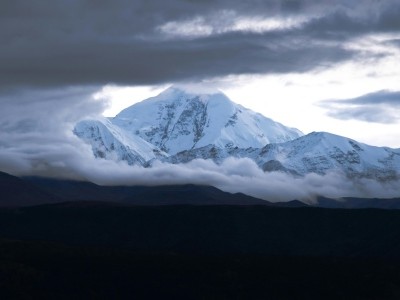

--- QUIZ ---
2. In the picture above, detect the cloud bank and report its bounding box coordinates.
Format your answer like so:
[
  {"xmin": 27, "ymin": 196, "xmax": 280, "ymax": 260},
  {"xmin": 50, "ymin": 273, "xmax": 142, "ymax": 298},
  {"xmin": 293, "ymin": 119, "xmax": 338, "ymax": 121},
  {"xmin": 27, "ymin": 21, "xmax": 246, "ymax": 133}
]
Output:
[{"xmin": 1, "ymin": 0, "xmax": 399, "ymax": 88}]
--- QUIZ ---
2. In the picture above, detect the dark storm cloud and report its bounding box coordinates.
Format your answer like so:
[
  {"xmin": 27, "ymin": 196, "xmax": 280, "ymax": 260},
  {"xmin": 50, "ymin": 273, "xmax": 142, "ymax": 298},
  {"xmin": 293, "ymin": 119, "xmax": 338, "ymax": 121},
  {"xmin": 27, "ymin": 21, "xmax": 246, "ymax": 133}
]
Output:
[
  {"xmin": 321, "ymin": 90, "xmax": 400, "ymax": 124},
  {"xmin": 1, "ymin": 0, "xmax": 399, "ymax": 88},
  {"xmin": 0, "ymin": 31, "xmax": 355, "ymax": 87},
  {"xmin": 303, "ymin": 3, "xmax": 400, "ymax": 39}
]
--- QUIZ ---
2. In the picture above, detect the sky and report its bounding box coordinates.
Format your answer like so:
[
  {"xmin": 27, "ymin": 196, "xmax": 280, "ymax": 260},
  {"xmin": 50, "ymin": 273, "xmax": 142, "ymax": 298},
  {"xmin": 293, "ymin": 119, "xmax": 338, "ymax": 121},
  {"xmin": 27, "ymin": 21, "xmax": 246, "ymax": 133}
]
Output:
[
  {"xmin": 84, "ymin": 0, "xmax": 400, "ymax": 147},
  {"xmin": 0, "ymin": 0, "xmax": 400, "ymax": 200}
]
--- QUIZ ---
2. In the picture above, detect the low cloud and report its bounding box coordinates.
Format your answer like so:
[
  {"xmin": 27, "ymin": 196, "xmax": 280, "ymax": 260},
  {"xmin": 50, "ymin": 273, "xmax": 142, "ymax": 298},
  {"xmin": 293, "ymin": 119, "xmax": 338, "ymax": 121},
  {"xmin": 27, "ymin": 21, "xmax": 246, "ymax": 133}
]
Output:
[
  {"xmin": 4, "ymin": 151, "xmax": 400, "ymax": 203},
  {"xmin": 0, "ymin": 86, "xmax": 107, "ymax": 177}
]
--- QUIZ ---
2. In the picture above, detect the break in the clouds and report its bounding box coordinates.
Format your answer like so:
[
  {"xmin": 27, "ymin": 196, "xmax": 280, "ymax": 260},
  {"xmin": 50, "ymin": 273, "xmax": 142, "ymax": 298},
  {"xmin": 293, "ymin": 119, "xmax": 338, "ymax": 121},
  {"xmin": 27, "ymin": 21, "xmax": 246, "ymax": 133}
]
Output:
[
  {"xmin": 321, "ymin": 90, "xmax": 400, "ymax": 123},
  {"xmin": 1, "ymin": 0, "xmax": 400, "ymax": 88}
]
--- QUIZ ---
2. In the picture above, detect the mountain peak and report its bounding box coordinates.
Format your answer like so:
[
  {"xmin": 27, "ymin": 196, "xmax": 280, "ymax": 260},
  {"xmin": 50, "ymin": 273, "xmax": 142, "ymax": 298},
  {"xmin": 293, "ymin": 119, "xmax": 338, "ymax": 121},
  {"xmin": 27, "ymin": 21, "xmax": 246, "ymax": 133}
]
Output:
[
  {"xmin": 74, "ymin": 86, "xmax": 400, "ymax": 182},
  {"xmin": 149, "ymin": 85, "xmax": 230, "ymax": 107},
  {"xmin": 112, "ymin": 86, "xmax": 303, "ymax": 154},
  {"xmin": 166, "ymin": 84, "xmax": 223, "ymax": 96}
]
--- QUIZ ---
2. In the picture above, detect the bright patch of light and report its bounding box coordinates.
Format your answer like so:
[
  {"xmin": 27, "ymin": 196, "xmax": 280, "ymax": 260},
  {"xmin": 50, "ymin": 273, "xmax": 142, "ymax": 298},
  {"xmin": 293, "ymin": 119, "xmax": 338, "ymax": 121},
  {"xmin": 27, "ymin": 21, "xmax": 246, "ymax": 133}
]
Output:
[
  {"xmin": 158, "ymin": 12, "xmax": 307, "ymax": 38},
  {"xmin": 232, "ymin": 16, "xmax": 307, "ymax": 33},
  {"xmin": 158, "ymin": 17, "xmax": 213, "ymax": 38},
  {"xmin": 100, "ymin": 85, "xmax": 169, "ymax": 117}
]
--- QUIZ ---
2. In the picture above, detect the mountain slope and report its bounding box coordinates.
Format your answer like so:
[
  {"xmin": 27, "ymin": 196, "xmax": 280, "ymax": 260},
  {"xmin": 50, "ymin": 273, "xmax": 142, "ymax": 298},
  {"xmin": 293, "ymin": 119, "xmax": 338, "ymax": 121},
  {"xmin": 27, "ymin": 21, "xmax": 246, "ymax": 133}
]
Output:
[
  {"xmin": 112, "ymin": 86, "xmax": 303, "ymax": 154},
  {"xmin": 25, "ymin": 177, "xmax": 273, "ymax": 206},
  {"xmin": 0, "ymin": 171, "xmax": 60, "ymax": 207},
  {"xmin": 166, "ymin": 132, "xmax": 400, "ymax": 180},
  {"xmin": 74, "ymin": 118, "xmax": 167, "ymax": 166},
  {"xmin": 257, "ymin": 132, "xmax": 400, "ymax": 180}
]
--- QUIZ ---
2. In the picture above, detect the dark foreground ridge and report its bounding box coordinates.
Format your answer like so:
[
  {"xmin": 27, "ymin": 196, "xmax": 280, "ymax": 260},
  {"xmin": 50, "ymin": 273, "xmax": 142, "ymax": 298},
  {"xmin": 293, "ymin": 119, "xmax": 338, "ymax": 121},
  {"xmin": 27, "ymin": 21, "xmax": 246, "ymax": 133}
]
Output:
[
  {"xmin": 1, "ymin": 171, "xmax": 399, "ymax": 208},
  {"xmin": 2, "ymin": 239, "xmax": 400, "ymax": 300},
  {"xmin": 1, "ymin": 203, "xmax": 400, "ymax": 298},
  {"xmin": 1, "ymin": 171, "xmax": 400, "ymax": 298},
  {"xmin": 0, "ymin": 171, "xmax": 281, "ymax": 207}
]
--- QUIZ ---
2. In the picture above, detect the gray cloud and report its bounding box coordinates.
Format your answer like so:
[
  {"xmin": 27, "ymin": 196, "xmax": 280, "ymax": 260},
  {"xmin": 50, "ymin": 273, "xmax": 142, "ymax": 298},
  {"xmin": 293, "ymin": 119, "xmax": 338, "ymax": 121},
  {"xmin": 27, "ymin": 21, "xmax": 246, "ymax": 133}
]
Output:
[
  {"xmin": 321, "ymin": 90, "xmax": 400, "ymax": 123},
  {"xmin": 327, "ymin": 106, "xmax": 399, "ymax": 124},
  {"xmin": 0, "ymin": 32, "xmax": 356, "ymax": 88},
  {"xmin": 1, "ymin": 0, "xmax": 399, "ymax": 88},
  {"xmin": 0, "ymin": 86, "xmax": 107, "ymax": 177},
  {"xmin": 334, "ymin": 90, "xmax": 400, "ymax": 106}
]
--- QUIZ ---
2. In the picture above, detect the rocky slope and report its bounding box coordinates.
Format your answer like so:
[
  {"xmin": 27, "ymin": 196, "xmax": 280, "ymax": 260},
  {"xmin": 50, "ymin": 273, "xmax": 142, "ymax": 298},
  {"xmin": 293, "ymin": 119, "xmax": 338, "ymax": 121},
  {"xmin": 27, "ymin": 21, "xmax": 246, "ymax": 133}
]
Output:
[
  {"xmin": 74, "ymin": 118, "xmax": 167, "ymax": 166},
  {"xmin": 165, "ymin": 132, "xmax": 400, "ymax": 180},
  {"xmin": 112, "ymin": 86, "xmax": 303, "ymax": 154}
]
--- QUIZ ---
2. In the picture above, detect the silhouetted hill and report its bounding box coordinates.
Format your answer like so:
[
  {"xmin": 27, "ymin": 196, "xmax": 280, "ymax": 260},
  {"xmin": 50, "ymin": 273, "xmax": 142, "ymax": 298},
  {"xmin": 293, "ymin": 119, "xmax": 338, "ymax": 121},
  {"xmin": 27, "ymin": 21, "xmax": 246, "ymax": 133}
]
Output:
[
  {"xmin": 0, "ymin": 171, "xmax": 60, "ymax": 207},
  {"xmin": 0, "ymin": 171, "xmax": 399, "ymax": 208},
  {"xmin": 26, "ymin": 176, "xmax": 274, "ymax": 205}
]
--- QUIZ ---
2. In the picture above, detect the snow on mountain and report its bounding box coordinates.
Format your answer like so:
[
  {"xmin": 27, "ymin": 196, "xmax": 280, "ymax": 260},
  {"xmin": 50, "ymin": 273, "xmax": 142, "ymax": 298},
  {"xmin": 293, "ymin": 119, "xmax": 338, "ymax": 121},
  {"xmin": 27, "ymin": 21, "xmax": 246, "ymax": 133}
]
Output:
[
  {"xmin": 74, "ymin": 118, "xmax": 167, "ymax": 166},
  {"xmin": 112, "ymin": 86, "xmax": 303, "ymax": 155},
  {"xmin": 165, "ymin": 132, "xmax": 400, "ymax": 181},
  {"xmin": 257, "ymin": 132, "xmax": 400, "ymax": 180},
  {"xmin": 73, "ymin": 86, "xmax": 399, "ymax": 182}
]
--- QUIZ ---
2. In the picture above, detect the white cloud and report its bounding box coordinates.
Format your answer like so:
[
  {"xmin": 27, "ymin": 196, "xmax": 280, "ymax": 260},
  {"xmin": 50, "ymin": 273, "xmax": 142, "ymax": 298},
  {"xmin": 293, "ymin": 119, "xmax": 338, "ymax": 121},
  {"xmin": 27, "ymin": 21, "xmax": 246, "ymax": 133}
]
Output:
[
  {"xmin": 158, "ymin": 16, "xmax": 215, "ymax": 38},
  {"xmin": 35, "ymin": 156, "xmax": 400, "ymax": 203},
  {"xmin": 157, "ymin": 10, "xmax": 308, "ymax": 39}
]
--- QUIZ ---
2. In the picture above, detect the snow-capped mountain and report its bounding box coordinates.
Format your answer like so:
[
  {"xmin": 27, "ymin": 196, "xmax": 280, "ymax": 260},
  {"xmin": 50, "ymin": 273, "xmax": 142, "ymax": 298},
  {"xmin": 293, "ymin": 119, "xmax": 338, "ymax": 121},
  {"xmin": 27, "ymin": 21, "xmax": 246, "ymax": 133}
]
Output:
[
  {"xmin": 74, "ymin": 118, "xmax": 167, "ymax": 166},
  {"xmin": 112, "ymin": 86, "xmax": 303, "ymax": 154},
  {"xmin": 165, "ymin": 132, "xmax": 400, "ymax": 180},
  {"xmin": 74, "ymin": 86, "xmax": 399, "ymax": 182},
  {"xmin": 257, "ymin": 132, "xmax": 400, "ymax": 180}
]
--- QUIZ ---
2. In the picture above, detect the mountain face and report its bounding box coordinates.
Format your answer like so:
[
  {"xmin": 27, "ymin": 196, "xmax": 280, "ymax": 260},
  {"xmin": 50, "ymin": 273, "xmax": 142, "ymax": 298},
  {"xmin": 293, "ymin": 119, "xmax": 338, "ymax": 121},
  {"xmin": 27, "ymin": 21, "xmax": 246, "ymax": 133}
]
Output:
[
  {"xmin": 74, "ymin": 86, "xmax": 400, "ymax": 182},
  {"xmin": 165, "ymin": 132, "xmax": 400, "ymax": 180},
  {"xmin": 112, "ymin": 86, "xmax": 303, "ymax": 154},
  {"xmin": 74, "ymin": 118, "xmax": 167, "ymax": 166},
  {"xmin": 256, "ymin": 132, "xmax": 400, "ymax": 180}
]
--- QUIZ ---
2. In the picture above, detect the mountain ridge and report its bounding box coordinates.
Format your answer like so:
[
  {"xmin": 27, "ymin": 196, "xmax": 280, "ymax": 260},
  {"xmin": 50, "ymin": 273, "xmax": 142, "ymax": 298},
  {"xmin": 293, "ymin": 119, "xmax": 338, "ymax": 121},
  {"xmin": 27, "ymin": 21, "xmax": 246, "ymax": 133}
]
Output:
[
  {"xmin": 164, "ymin": 131, "xmax": 400, "ymax": 180},
  {"xmin": 74, "ymin": 86, "xmax": 400, "ymax": 182},
  {"xmin": 0, "ymin": 171, "xmax": 399, "ymax": 209},
  {"xmin": 112, "ymin": 86, "xmax": 303, "ymax": 154}
]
